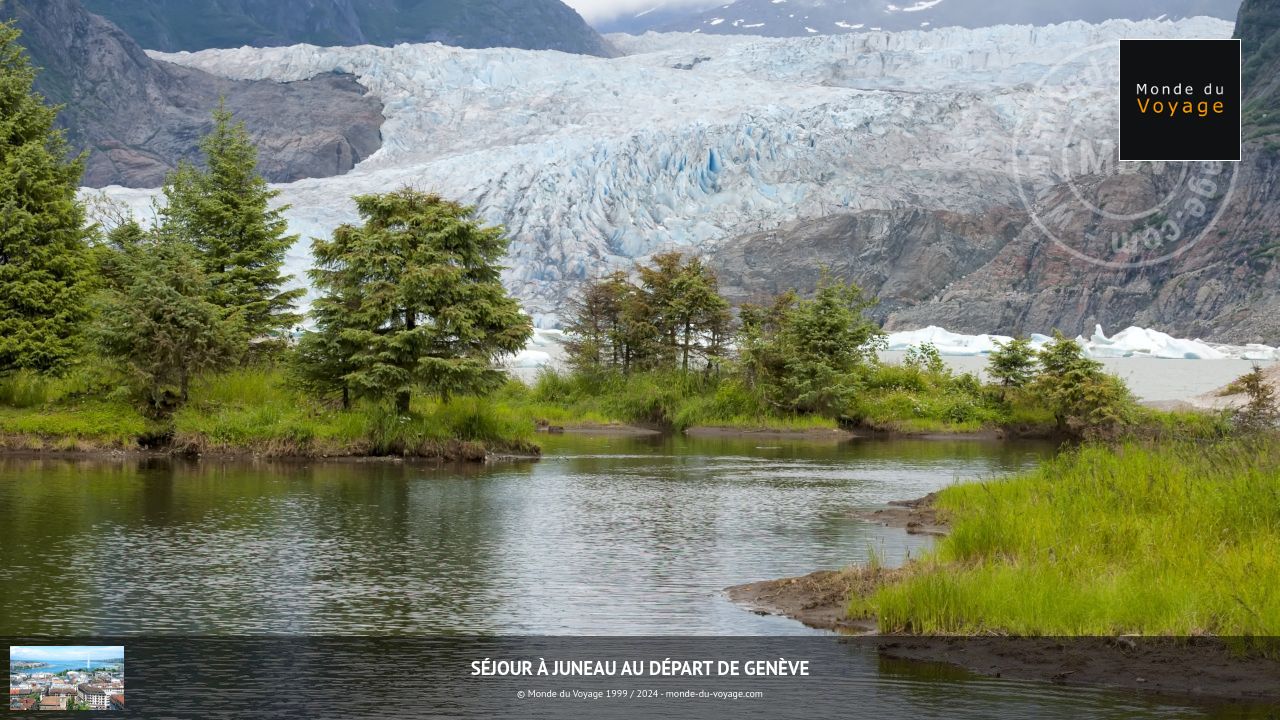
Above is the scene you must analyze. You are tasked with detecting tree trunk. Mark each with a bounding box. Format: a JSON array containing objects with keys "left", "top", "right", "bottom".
[
  {"left": 342, "top": 385, "right": 351, "bottom": 412},
  {"left": 398, "top": 306, "right": 416, "bottom": 414},
  {"left": 682, "top": 320, "right": 692, "bottom": 372}
]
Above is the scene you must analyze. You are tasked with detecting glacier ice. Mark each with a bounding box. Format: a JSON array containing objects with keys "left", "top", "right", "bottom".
[{"left": 87, "top": 18, "right": 1234, "bottom": 327}]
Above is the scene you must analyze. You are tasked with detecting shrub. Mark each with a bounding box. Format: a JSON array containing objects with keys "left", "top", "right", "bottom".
[{"left": 1234, "top": 366, "right": 1279, "bottom": 432}]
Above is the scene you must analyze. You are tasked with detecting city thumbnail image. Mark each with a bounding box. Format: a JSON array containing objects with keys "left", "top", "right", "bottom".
[{"left": 9, "top": 647, "right": 124, "bottom": 711}]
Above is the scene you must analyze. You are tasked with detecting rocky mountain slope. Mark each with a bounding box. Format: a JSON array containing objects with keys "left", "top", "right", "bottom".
[
  {"left": 93, "top": 17, "right": 1234, "bottom": 331},
  {"left": 710, "top": 0, "right": 1280, "bottom": 343},
  {"left": 613, "top": 0, "right": 1241, "bottom": 36},
  {"left": 876, "top": 0, "right": 1280, "bottom": 343},
  {"left": 4, "top": 0, "right": 385, "bottom": 188},
  {"left": 711, "top": 208, "right": 1030, "bottom": 321},
  {"left": 82, "top": 0, "right": 616, "bottom": 57}
]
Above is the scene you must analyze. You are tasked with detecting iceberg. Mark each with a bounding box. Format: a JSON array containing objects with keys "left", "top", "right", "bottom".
[{"left": 886, "top": 324, "right": 1278, "bottom": 361}]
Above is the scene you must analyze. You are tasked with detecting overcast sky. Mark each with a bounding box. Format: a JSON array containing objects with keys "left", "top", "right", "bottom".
[{"left": 562, "top": 0, "right": 719, "bottom": 23}]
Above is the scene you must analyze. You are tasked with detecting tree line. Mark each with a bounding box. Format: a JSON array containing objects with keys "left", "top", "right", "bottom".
[
  {"left": 0, "top": 24, "right": 529, "bottom": 418},
  {"left": 561, "top": 254, "right": 1160, "bottom": 436}
]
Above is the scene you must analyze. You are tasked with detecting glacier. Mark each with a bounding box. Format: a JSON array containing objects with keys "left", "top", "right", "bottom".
[{"left": 86, "top": 17, "right": 1234, "bottom": 328}]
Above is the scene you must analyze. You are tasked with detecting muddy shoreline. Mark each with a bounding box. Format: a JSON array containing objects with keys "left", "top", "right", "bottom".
[{"left": 726, "top": 495, "right": 1280, "bottom": 704}]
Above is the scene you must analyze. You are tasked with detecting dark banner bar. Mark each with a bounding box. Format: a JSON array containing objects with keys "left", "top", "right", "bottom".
[{"left": 7, "top": 637, "right": 1280, "bottom": 719}]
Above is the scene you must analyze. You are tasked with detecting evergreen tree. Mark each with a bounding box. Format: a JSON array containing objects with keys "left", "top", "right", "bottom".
[
  {"left": 289, "top": 280, "right": 362, "bottom": 410},
  {"left": 563, "top": 271, "right": 629, "bottom": 372},
  {"left": 0, "top": 23, "right": 90, "bottom": 374},
  {"left": 563, "top": 269, "right": 679, "bottom": 374},
  {"left": 1235, "top": 365, "right": 1279, "bottom": 432},
  {"left": 1034, "top": 332, "right": 1132, "bottom": 436},
  {"left": 93, "top": 219, "right": 147, "bottom": 292},
  {"left": 309, "top": 189, "right": 533, "bottom": 414},
  {"left": 160, "top": 102, "right": 303, "bottom": 343},
  {"left": 636, "top": 252, "right": 731, "bottom": 372},
  {"left": 738, "top": 290, "right": 796, "bottom": 390},
  {"left": 94, "top": 232, "right": 240, "bottom": 415},
  {"left": 988, "top": 337, "right": 1038, "bottom": 389},
  {"left": 741, "top": 278, "right": 884, "bottom": 415}
]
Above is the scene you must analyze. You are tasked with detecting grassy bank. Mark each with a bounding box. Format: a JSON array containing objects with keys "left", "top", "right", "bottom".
[
  {"left": 0, "top": 360, "right": 1237, "bottom": 456},
  {"left": 500, "top": 365, "right": 1232, "bottom": 438},
  {"left": 849, "top": 440, "right": 1280, "bottom": 638},
  {"left": 495, "top": 370, "right": 840, "bottom": 433},
  {"left": 0, "top": 368, "right": 538, "bottom": 459}
]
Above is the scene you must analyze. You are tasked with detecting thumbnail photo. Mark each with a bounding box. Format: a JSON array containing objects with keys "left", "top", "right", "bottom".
[{"left": 8, "top": 647, "right": 124, "bottom": 712}]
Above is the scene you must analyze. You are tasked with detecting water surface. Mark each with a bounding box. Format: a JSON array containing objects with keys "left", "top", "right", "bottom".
[
  {"left": 3, "top": 436, "right": 1270, "bottom": 718},
  {"left": 0, "top": 435, "right": 1047, "bottom": 636}
]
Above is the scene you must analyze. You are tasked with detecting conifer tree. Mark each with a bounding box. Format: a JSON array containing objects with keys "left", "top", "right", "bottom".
[
  {"left": 160, "top": 102, "right": 303, "bottom": 343},
  {"left": 635, "top": 253, "right": 731, "bottom": 372},
  {"left": 94, "top": 232, "right": 240, "bottom": 416},
  {"left": 740, "top": 278, "right": 884, "bottom": 415},
  {"left": 307, "top": 189, "right": 533, "bottom": 414},
  {"left": 0, "top": 23, "right": 90, "bottom": 374},
  {"left": 289, "top": 280, "right": 362, "bottom": 410},
  {"left": 988, "top": 337, "right": 1038, "bottom": 389}
]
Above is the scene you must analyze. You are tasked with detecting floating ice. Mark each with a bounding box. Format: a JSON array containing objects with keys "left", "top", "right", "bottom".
[{"left": 886, "top": 325, "right": 1279, "bottom": 361}]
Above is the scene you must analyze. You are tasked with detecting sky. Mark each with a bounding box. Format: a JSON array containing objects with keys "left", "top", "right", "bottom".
[
  {"left": 562, "top": 0, "right": 720, "bottom": 23},
  {"left": 10, "top": 646, "right": 125, "bottom": 663}
]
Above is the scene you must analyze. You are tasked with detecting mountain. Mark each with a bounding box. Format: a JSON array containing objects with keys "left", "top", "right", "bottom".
[
  {"left": 98, "top": 17, "right": 1248, "bottom": 336},
  {"left": 614, "top": 0, "right": 1242, "bottom": 36},
  {"left": 596, "top": 3, "right": 723, "bottom": 34},
  {"left": 1239, "top": 0, "right": 1280, "bottom": 140},
  {"left": 867, "top": 0, "right": 1280, "bottom": 342},
  {"left": 3, "top": 0, "right": 385, "bottom": 188},
  {"left": 81, "top": 0, "right": 617, "bottom": 57}
]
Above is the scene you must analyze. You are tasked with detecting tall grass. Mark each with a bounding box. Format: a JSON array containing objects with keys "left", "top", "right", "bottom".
[
  {"left": 175, "top": 368, "right": 536, "bottom": 456},
  {"left": 510, "top": 369, "right": 838, "bottom": 432},
  {"left": 858, "top": 440, "right": 1280, "bottom": 637},
  {"left": 0, "top": 366, "right": 537, "bottom": 457}
]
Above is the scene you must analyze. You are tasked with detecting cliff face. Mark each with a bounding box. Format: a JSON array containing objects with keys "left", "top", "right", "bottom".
[
  {"left": 81, "top": 0, "right": 616, "bottom": 57},
  {"left": 2, "top": 0, "right": 385, "bottom": 188},
  {"left": 709, "top": 0, "right": 1280, "bottom": 343},
  {"left": 711, "top": 208, "right": 1030, "bottom": 322}
]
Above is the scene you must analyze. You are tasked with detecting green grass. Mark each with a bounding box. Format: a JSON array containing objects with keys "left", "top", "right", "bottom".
[
  {"left": 500, "top": 369, "right": 837, "bottom": 432},
  {"left": 0, "top": 367, "right": 538, "bottom": 459},
  {"left": 851, "top": 440, "right": 1280, "bottom": 638},
  {"left": 0, "top": 360, "right": 1240, "bottom": 455},
  {"left": 174, "top": 368, "right": 537, "bottom": 457},
  {"left": 847, "top": 365, "right": 1014, "bottom": 434}
]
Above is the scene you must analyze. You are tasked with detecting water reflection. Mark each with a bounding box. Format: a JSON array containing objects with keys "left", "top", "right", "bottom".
[{"left": 0, "top": 437, "right": 1050, "bottom": 636}]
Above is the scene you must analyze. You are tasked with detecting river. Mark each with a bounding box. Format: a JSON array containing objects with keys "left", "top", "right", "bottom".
[{"left": 0, "top": 436, "right": 1263, "bottom": 717}]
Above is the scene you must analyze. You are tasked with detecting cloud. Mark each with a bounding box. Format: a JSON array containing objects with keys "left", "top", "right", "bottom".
[
  {"left": 562, "top": 0, "right": 722, "bottom": 23},
  {"left": 9, "top": 646, "right": 125, "bottom": 662}
]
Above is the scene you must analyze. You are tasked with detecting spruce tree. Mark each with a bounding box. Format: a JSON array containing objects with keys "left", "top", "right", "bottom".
[
  {"left": 635, "top": 253, "right": 731, "bottom": 372},
  {"left": 94, "top": 232, "right": 240, "bottom": 415},
  {"left": 289, "top": 281, "right": 362, "bottom": 410},
  {"left": 740, "top": 279, "right": 884, "bottom": 415},
  {"left": 988, "top": 337, "right": 1038, "bottom": 389},
  {"left": 309, "top": 189, "right": 533, "bottom": 414},
  {"left": 160, "top": 102, "right": 303, "bottom": 343},
  {"left": 0, "top": 23, "right": 90, "bottom": 374}
]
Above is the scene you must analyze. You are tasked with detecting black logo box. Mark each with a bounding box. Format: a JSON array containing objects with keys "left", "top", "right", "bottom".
[{"left": 1119, "top": 38, "right": 1241, "bottom": 162}]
